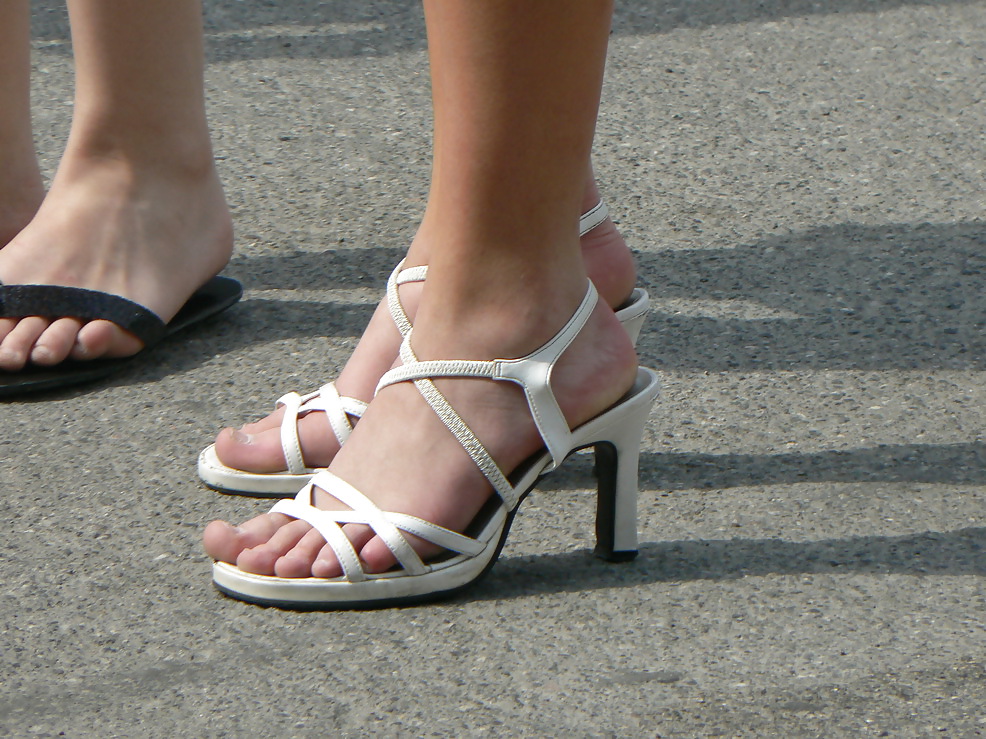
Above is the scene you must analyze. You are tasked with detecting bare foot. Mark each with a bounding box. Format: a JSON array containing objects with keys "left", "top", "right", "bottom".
[
  {"left": 210, "top": 215, "right": 636, "bottom": 476},
  {"left": 203, "top": 293, "right": 639, "bottom": 577},
  {"left": 0, "top": 151, "right": 232, "bottom": 371}
]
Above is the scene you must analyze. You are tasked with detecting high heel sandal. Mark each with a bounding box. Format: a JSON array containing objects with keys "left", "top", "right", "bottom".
[
  {"left": 210, "top": 281, "right": 660, "bottom": 609},
  {"left": 197, "top": 202, "right": 650, "bottom": 496}
]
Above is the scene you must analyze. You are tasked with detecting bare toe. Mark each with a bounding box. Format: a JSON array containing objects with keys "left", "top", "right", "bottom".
[
  {"left": 274, "top": 528, "right": 333, "bottom": 578},
  {"left": 0, "top": 316, "right": 51, "bottom": 370},
  {"left": 202, "top": 512, "right": 293, "bottom": 563},
  {"left": 355, "top": 535, "right": 403, "bottom": 575},
  {"left": 213, "top": 426, "right": 291, "bottom": 474},
  {"left": 236, "top": 518, "right": 315, "bottom": 575},
  {"left": 76, "top": 319, "right": 143, "bottom": 360},
  {"left": 214, "top": 409, "right": 343, "bottom": 474},
  {"left": 239, "top": 406, "right": 288, "bottom": 435},
  {"left": 31, "top": 318, "right": 85, "bottom": 366}
]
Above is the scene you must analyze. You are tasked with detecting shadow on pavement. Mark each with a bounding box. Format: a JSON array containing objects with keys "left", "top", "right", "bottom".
[
  {"left": 478, "top": 525, "right": 986, "bottom": 601},
  {"left": 12, "top": 218, "right": 982, "bottom": 398},
  {"left": 32, "top": 0, "right": 982, "bottom": 61},
  {"left": 535, "top": 441, "right": 986, "bottom": 491},
  {"left": 191, "top": 218, "right": 986, "bottom": 371}
]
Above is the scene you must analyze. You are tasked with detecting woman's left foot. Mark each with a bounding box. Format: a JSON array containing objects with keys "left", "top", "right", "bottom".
[{"left": 209, "top": 208, "right": 638, "bottom": 480}]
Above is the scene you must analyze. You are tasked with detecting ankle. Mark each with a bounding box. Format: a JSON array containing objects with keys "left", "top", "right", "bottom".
[
  {"left": 61, "top": 124, "right": 219, "bottom": 185},
  {"left": 411, "top": 273, "right": 595, "bottom": 363}
]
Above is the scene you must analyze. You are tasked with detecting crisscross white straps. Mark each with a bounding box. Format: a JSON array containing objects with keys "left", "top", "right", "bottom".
[
  {"left": 271, "top": 470, "right": 486, "bottom": 582},
  {"left": 275, "top": 383, "right": 368, "bottom": 474},
  {"left": 271, "top": 203, "right": 609, "bottom": 478},
  {"left": 274, "top": 260, "right": 422, "bottom": 473},
  {"left": 377, "top": 282, "right": 599, "bottom": 510}
]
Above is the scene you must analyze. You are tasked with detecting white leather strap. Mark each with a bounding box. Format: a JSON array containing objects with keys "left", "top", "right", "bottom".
[
  {"left": 275, "top": 391, "right": 308, "bottom": 474},
  {"left": 314, "top": 471, "right": 428, "bottom": 575},
  {"left": 387, "top": 200, "right": 608, "bottom": 303},
  {"left": 496, "top": 283, "right": 597, "bottom": 469},
  {"left": 271, "top": 493, "right": 367, "bottom": 582},
  {"left": 386, "top": 259, "right": 415, "bottom": 337},
  {"left": 579, "top": 201, "right": 609, "bottom": 236},
  {"left": 270, "top": 469, "right": 487, "bottom": 582},
  {"left": 376, "top": 282, "right": 599, "bottom": 507},
  {"left": 275, "top": 382, "right": 367, "bottom": 473},
  {"left": 406, "top": 363, "right": 518, "bottom": 507},
  {"left": 395, "top": 265, "right": 428, "bottom": 285},
  {"left": 378, "top": 356, "right": 500, "bottom": 388},
  {"left": 314, "top": 382, "right": 361, "bottom": 446}
]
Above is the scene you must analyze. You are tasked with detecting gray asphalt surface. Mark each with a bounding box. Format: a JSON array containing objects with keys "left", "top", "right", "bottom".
[{"left": 2, "top": 1, "right": 985, "bottom": 736}]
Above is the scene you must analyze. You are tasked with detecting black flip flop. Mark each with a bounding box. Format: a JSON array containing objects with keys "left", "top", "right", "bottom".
[{"left": 0, "top": 275, "right": 242, "bottom": 397}]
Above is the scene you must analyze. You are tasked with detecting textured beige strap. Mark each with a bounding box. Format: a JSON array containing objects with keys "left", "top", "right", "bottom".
[{"left": 377, "top": 282, "right": 599, "bottom": 507}]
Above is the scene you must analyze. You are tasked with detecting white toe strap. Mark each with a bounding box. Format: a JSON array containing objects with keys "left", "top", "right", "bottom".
[
  {"left": 275, "top": 391, "right": 308, "bottom": 474},
  {"left": 275, "top": 383, "right": 367, "bottom": 474},
  {"left": 270, "top": 471, "right": 485, "bottom": 582},
  {"left": 272, "top": 496, "right": 367, "bottom": 581}
]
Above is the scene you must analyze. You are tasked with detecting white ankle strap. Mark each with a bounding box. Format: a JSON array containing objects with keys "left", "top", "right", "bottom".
[
  {"left": 390, "top": 200, "right": 609, "bottom": 307},
  {"left": 579, "top": 201, "right": 609, "bottom": 237}
]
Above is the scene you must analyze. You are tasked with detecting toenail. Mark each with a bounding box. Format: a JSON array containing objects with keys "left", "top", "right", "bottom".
[
  {"left": 229, "top": 429, "right": 252, "bottom": 444},
  {"left": 31, "top": 346, "right": 52, "bottom": 363}
]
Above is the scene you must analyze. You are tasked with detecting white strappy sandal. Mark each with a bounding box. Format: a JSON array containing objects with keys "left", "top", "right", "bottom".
[
  {"left": 197, "top": 203, "right": 650, "bottom": 496},
  {"left": 211, "top": 281, "right": 660, "bottom": 609}
]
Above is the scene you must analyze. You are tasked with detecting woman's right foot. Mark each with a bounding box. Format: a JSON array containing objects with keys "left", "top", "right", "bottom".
[
  {"left": 209, "top": 211, "right": 638, "bottom": 479},
  {"left": 0, "top": 148, "right": 233, "bottom": 372}
]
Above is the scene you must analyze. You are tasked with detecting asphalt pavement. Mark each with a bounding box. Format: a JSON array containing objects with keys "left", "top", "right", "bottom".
[{"left": 2, "top": 0, "right": 985, "bottom": 736}]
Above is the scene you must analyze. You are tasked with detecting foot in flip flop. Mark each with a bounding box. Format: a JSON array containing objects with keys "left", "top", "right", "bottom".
[
  {"left": 200, "top": 199, "right": 648, "bottom": 496},
  {"left": 0, "top": 150, "right": 239, "bottom": 396},
  {"left": 204, "top": 281, "right": 658, "bottom": 608}
]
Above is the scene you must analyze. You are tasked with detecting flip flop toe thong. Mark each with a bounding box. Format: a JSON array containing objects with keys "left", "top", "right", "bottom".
[{"left": 0, "top": 275, "right": 242, "bottom": 397}]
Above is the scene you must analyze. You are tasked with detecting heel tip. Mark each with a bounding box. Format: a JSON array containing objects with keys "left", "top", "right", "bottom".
[{"left": 593, "top": 547, "right": 638, "bottom": 563}]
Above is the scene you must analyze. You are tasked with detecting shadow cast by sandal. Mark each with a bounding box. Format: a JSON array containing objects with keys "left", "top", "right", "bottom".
[
  {"left": 474, "top": 525, "right": 986, "bottom": 602},
  {"left": 538, "top": 442, "right": 986, "bottom": 492}
]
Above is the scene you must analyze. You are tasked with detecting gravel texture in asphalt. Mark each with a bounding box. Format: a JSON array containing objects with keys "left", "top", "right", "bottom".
[{"left": 2, "top": 1, "right": 984, "bottom": 736}]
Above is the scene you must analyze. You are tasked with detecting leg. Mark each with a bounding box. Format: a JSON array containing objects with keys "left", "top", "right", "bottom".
[
  {"left": 0, "top": 0, "right": 232, "bottom": 370},
  {"left": 0, "top": 0, "right": 44, "bottom": 245},
  {"left": 205, "top": 0, "right": 639, "bottom": 581}
]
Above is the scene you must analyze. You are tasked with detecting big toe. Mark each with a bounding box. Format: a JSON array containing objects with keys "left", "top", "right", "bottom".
[
  {"left": 213, "top": 426, "right": 289, "bottom": 474},
  {"left": 74, "top": 319, "right": 143, "bottom": 360},
  {"left": 203, "top": 513, "right": 289, "bottom": 563}
]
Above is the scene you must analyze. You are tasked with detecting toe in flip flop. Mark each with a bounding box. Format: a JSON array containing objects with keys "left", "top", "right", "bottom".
[{"left": 0, "top": 275, "right": 242, "bottom": 397}]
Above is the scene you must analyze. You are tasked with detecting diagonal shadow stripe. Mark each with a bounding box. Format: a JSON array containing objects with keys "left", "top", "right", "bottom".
[
  {"left": 30, "top": 0, "right": 983, "bottom": 61},
  {"left": 538, "top": 442, "right": 986, "bottom": 492}
]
